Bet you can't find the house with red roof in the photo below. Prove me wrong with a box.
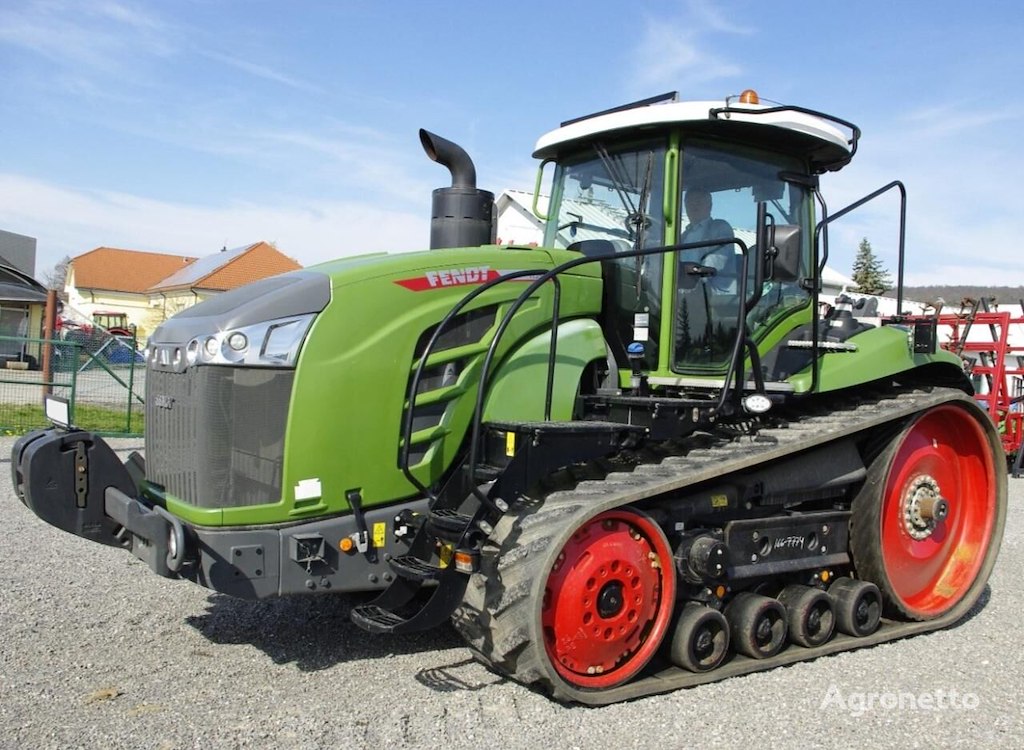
[65,241,302,340]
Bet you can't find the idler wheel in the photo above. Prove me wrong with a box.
[829,577,882,637]
[668,602,730,672]
[724,592,787,659]
[777,585,835,647]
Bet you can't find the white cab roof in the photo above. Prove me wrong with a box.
[533,97,855,170]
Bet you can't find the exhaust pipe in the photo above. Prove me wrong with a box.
[420,130,477,189]
[420,128,494,249]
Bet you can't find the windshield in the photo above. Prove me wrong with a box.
[543,140,669,369]
[543,141,667,250]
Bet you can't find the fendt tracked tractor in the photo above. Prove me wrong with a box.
[12,90,1007,704]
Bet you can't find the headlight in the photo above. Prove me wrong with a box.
[261,319,311,363]
[227,332,248,352]
[186,313,315,368]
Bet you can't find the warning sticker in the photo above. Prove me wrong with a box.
[294,478,322,501]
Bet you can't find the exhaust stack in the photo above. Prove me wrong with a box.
[420,129,494,249]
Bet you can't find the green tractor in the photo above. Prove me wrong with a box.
[12,90,1006,704]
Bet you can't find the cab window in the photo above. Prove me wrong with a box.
[674,141,812,373]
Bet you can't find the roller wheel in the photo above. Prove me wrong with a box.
[777,585,836,647]
[850,402,1006,620]
[829,577,882,637]
[724,592,787,659]
[668,602,730,672]
[453,498,677,697]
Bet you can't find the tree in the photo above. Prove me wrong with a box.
[41,255,71,296]
[145,295,194,336]
[851,238,892,294]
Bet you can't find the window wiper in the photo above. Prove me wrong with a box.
[593,144,656,248]
[593,143,655,300]
[631,153,654,252]
[594,143,640,235]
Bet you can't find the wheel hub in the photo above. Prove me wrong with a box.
[755,617,774,646]
[903,475,949,540]
[597,581,625,618]
[694,628,714,656]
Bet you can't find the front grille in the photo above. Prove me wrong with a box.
[146,366,294,508]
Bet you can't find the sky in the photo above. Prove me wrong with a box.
[1,0,1023,286]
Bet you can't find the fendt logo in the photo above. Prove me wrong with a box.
[395,266,500,291]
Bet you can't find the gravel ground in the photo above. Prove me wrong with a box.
[2,436,1022,749]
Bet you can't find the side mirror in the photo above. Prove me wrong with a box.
[769,225,802,282]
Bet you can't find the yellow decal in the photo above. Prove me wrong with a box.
[439,543,454,568]
[710,493,729,508]
[505,431,516,457]
[372,522,386,548]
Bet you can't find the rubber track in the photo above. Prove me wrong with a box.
[452,386,1006,705]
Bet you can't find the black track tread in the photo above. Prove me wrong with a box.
[453,494,591,699]
[451,386,1008,705]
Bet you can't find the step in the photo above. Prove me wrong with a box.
[427,508,473,540]
[486,419,646,437]
[473,464,501,482]
[388,554,443,582]
[350,572,473,636]
[350,604,410,634]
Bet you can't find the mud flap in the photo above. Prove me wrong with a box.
[12,429,137,549]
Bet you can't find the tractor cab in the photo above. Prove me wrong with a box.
[534,91,857,393]
[91,310,133,337]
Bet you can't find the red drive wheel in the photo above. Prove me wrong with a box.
[541,508,676,689]
[852,402,1003,620]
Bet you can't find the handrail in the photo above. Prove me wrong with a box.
[812,180,907,393]
[709,104,861,165]
[811,188,828,394]
[815,180,906,308]
[400,236,761,503]
[398,268,553,501]
[463,240,756,505]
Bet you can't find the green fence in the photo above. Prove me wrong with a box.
[0,331,145,436]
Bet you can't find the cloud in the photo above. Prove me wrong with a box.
[628,0,749,94]
[0,0,174,73]
[687,0,755,35]
[813,95,1024,287]
[1,2,318,101]
[0,174,429,274]
[200,51,324,94]
[246,127,437,205]
[91,1,163,30]
[899,102,1024,140]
